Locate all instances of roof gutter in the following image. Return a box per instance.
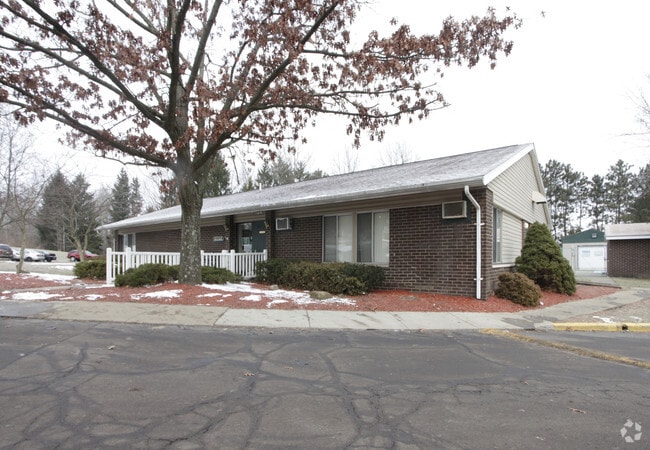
[464,185,483,300]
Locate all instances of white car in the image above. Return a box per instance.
[11,248,45,262]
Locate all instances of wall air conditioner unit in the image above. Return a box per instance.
[442,201,467,219]
[275,217,292,231]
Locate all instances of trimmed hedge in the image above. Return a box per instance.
[201,266,242,284]
[115,263,177,287]
[255,259,385,295]
[494,272,542,307]
[114,263,242,287]
[73,259,106,280]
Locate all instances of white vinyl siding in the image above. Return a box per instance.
[501,211,524,264]
[489,153,549,226]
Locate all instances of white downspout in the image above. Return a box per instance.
[464,186,483,299]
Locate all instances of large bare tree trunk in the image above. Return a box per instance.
[178,175,203,285]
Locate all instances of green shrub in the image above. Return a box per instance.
[495,272,542,307]
[114,263,177,287]
[201,266,242,284]
[340,263,385,291]
[255,258,299,284]
[515,222,576,295]
[280,261,367,295]
[73,259,106,280]
[256,259,384,294]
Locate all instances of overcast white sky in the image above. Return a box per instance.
[35,0,650,198]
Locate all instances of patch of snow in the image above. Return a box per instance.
[592,315,614,323]
[266,299,289,308]
[11,292,63,301]
[27,273,76,283]
[241,294,262,302]
[204,282,357,307]
[197,292,223,298]
[83,295,104,301]
[131,289,182,301]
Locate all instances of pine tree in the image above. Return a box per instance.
[589,174,607,230]
[129,178,143,217]
[68,174,101,255]
[630,163,650,222]
[109,168,131,222]
[35,170,70,251]
[605,160,634,223]
[203,152,231,198]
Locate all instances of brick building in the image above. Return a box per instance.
[606,223,650,278]
[101,144,550,299]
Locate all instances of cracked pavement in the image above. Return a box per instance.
[1,318,648,449]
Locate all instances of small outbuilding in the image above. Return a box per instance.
[605,223,650,278]
[561,229,606,274]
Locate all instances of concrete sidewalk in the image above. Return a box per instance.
[1,286,648,331]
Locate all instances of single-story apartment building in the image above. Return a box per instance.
[561,229,607,274]
[101,143,550,299]
[605,223,650,278]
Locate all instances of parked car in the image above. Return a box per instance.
[67,249,99,262]
[11,248,45,262]
[37,250,57,262]
[0,244,13,259]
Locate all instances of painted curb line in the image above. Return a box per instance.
[552,322,650,332]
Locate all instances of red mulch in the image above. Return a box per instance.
[0,272,618,313]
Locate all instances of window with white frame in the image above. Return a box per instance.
[493,208,502,263]
[324,212,389,264]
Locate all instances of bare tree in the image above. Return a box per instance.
[0,1,520,284]
[332,146,360,174]
[0,106,30,233]
[379,142,416,167]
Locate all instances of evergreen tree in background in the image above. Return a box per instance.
[129,178,143,217]
[605,159,634,223]
[203,151,231,198]
[255,155,326,188]
[109,168,131,222]
[588,174,607,230]
[36,170,71,251]
[630,163,650,222]
[68,174,102,254]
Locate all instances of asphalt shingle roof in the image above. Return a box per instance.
[101,143,534,231]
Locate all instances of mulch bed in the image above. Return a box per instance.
[0,272,619,313]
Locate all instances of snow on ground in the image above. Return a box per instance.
[10,292,64,301]
[1,271,76,284]
[203,282,357,308]
[131,290,183,301]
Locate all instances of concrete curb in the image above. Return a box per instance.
[552,322,650,332]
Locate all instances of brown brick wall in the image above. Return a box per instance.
[135,225,231,253]
[607,239,650,278]
[385,188,493,299]
[271,216,322,262]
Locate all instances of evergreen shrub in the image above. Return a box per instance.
[340,263,386,291]
[515,222,576,295]
[201,266,242,284]
[73,259,106,280]
[255,259,384,295]
[255,258,298,284]
[115,263,177,287]
[494,272,542,307]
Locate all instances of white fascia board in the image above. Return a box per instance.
[481,143,536,186]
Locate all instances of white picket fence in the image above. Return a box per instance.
[105,248,267,284]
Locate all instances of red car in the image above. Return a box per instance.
[67,249,99,262]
